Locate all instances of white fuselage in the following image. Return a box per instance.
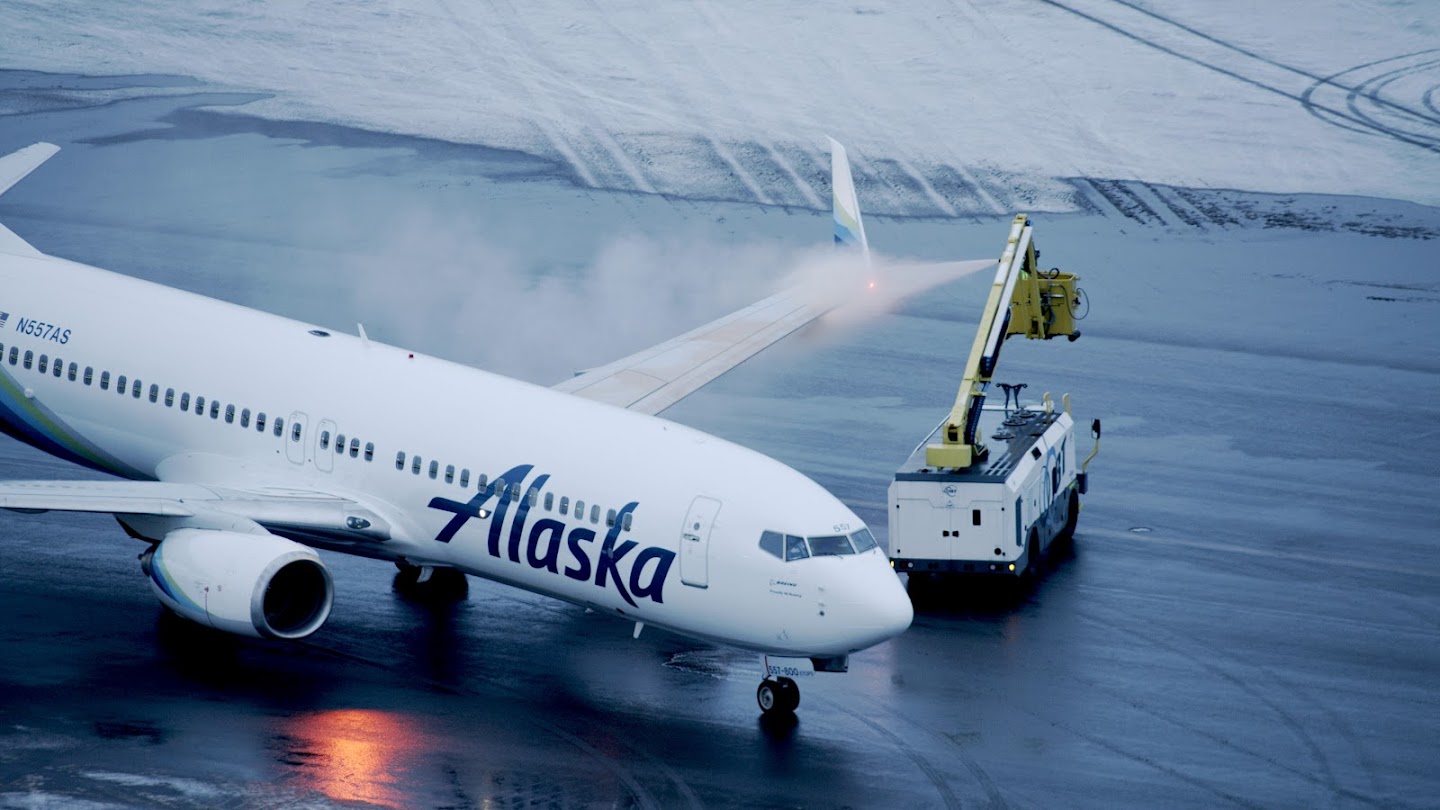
[0,251,912,657]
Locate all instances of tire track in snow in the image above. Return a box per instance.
[688,0,826,209]
[578,0,775,206]
[1038,0,1440,154]
[434,0,601,189]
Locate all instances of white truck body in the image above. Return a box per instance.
[889,406,1080,577]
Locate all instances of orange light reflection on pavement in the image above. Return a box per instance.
[284,709,429,808]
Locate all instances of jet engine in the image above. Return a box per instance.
[139,529,333,639]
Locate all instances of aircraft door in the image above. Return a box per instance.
[286,411,308,465]
[680,495,722,589]
[314,418,337,472]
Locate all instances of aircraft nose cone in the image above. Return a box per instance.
[871,567,913,638]
[836,559,913,651]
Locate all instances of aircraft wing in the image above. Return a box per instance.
[0,480,392,541]
[550,286,829,416]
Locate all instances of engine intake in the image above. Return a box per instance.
[141,529,334,639]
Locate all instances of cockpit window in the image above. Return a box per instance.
[808,535,855,556]
[759,531,783,559]
[850,528,879,552]
[784,534,809,561]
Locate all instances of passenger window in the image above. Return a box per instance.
[116,375,126,394]
[850,528,878,552]
[24,351,34,370]
[395,451,406,470]
[240,408,250,427]
[165,388,175,407]
[412,456,422,475]
[809,535,855,556]
[543,492,553,511]
[528,489,538,507]
[590,504,600,524]
[179,393,190,411]
[476,474,488,491]
[52,358,62,378]
[364,442,373,462]
[494,478,507,497]
[512,484,523,503]
[290,422,301,440]
[224,404,234,423]
[257,412,266,432]
[133,381,143,399]
[972,509,981,526]
[606,508,616,527]
[9,347,18,365]
[759,530,784,559]
[194,395,204,414]
[784,535,810,561]
[210,401,220,419]
[349,438,359,458]
[622,512,633,531]
[149,384,159,403]
[574,499,584,517]
[99,370,108,389]
[444,464,454,484]
[273,417,283,437]
[459,469,469,488]
[335,433,346,453]
[37,355,47,374]
[67,362,77,381]
[559,496,569,516]
[319,430,330,450]
[429,460,438,479]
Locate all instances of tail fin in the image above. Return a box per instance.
[828,137,869,259]
[0,142,59,258]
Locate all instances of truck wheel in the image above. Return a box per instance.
[1055,490,1081,547]
[1025,531,1041,579]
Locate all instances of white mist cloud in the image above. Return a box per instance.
[341,214,991,385]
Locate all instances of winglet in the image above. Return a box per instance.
[0,143,60,198]
[0,143,59,258]
[828,137,869,258]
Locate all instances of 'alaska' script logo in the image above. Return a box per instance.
[427,464,674,608]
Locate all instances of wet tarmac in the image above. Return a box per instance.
[1,73,1438,808]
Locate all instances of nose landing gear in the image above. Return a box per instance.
[757,677,800,715]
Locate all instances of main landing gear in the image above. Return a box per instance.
[757,677,800,715]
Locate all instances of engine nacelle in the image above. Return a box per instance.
[140,529,334,639]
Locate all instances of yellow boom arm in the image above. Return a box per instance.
[924,214,1082,469]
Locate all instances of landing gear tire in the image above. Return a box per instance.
[757,677,800,715]
[393,562,469,601]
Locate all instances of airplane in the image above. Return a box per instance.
[0,138,913,716]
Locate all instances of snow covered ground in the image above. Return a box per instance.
[2,0,1438,214]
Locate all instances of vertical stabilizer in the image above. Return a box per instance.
[828,137,869,258]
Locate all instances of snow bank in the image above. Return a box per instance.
[2,0,1436,213]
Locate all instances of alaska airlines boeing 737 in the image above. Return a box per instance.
[0,139,911,716]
